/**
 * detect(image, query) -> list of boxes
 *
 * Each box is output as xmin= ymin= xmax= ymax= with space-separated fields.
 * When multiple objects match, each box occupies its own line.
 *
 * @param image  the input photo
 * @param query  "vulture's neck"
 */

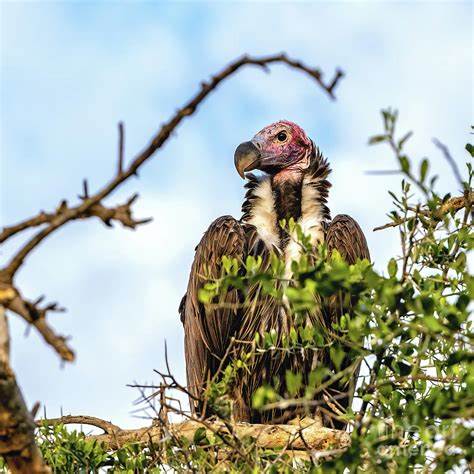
xmin=241 ymin=150 xmax=331 ymax=254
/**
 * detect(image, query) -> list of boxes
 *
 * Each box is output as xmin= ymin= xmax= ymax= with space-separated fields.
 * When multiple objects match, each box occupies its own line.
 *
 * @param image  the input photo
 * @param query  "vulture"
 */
xmin=180 ymin=121 xmax=370 ymax=428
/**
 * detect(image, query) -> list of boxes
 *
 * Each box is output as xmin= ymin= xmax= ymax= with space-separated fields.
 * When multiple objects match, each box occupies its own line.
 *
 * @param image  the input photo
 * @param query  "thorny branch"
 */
xmin=372 ymin=191 xmax=473 ymax=231
xmin=0 ymin=195 xmax=152 ymax=244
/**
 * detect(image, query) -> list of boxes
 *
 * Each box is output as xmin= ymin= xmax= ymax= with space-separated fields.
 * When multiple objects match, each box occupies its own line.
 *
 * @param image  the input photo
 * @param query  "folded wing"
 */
xmin=323 ymin=214 xmax=370 ymax=428
xmin=180 ymin=216 xmax=246 ymax=413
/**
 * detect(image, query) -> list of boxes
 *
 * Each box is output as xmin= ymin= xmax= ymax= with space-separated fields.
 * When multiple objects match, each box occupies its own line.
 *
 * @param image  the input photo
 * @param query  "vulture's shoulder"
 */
xmin=179 ymin=215 xmax=247 ymax=325
xmin=325 ymin=214 xmax=370 ymax=264
xmin=195 ymin=215 xmax=246 ymax=255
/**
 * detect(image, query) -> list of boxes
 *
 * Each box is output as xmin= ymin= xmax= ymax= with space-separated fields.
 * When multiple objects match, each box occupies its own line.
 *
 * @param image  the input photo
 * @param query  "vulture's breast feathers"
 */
xmin=241 ymin=151 xmax=331 ymax=274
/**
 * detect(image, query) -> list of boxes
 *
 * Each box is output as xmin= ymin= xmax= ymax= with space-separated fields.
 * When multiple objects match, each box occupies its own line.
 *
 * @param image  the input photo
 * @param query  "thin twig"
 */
xmin=432 ymin=138 xmax=463 ymax=187
xmin=118 ymin=122 xmax=125 ymax=175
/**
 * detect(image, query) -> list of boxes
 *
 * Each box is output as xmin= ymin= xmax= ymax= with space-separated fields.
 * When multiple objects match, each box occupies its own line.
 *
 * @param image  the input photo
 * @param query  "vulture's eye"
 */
xmin=277 ymin=131 xmax=287 ymax=142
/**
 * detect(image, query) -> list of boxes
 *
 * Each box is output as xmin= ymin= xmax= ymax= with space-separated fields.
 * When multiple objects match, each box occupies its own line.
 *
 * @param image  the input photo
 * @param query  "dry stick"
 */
xmin=0 ymin=212 xmax=57 ymax=244
xmin=81 ymin=179 xmax=89 ymax=199
xmin=432 ymin=138 xmax=464 ymax=187
xmin=134 ymin=352 xmax=258 ymax=465
xmin=131 ymin=356 xmax=250 ymax=462
xmin=2 ymin=285 xmax=74 ymax=361
xmin=118 ymin=121 xmax=125 ymax=175
xmin=96 ymin=419 xmax=351 ymax=452
xmin=0 ymin=198 xmax=151 ymax=246
xmin=133 ymin=383 xmax=200 ymax=472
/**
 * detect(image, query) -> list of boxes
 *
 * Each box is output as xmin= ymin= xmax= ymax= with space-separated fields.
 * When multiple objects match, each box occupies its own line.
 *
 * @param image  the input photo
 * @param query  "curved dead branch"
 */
xmin=1 ymin=53 xmax=342 ymax=280
xmin=38 ymin=415 xmax=121 ymax=435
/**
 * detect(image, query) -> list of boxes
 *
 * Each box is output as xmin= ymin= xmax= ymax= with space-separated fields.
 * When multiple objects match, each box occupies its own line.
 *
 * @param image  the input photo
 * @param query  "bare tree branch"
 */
xmin=0 ymin=53 xmax=342 ymax=362
xmin=1 ymin=53 xmax=342 ymax=279
xmin=0 ymin=197 xmax=151 ymax=246
xmin=38 ymin=415 xmax=121 ymax=435
xmin=0 ymin=283 xmax=73 ymax=362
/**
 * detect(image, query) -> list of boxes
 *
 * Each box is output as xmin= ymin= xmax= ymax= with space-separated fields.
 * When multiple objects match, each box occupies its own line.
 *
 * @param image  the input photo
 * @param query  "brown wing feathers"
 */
xmin=181 ymin=216 xmax=246 ymax=408
xmin=322 ymin=214 xmax=370 ymax=428
xmin=325 ymin=214 xmax=370 ymax=264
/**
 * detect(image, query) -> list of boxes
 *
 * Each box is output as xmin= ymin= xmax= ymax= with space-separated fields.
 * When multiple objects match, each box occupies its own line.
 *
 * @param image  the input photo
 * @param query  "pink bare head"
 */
xmin=234 ymin=120 xmax=314 ymax=179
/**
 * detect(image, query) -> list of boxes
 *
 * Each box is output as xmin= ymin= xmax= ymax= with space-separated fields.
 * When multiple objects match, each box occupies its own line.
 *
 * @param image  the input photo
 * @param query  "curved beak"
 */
xmin=234 ymin=141 xmax=261 ymax=179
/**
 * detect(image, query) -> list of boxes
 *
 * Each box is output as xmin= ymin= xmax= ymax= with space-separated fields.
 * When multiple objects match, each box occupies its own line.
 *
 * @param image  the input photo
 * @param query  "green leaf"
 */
xmin=423 ymin=316 xmax=444 ymax=332
xmin=285 ymin=370 xmax=302 ymax=397
xmin=466 ymin=143 xmax=474 ymax=157
xmin=388 ymin=258 xmax=398 ymax=278
xmin=252 ymin=386 xmax=278 ymax=409
xmin=289 ymin=327 xmax=298 ymax=346
xmin=222 ymin=255 xmax=232 ymax=274
xmin=399 ymin=155 xmax=410 ymax=173
xmin=329 ymin=345 xmax=346 ymax=371
xmin=368 ymin=134 xmax=388 ymax=145
xmin=193 ymin=427 xmax=208 ymax=445
xmin=420 ymin=158 xmax=429 ymax=182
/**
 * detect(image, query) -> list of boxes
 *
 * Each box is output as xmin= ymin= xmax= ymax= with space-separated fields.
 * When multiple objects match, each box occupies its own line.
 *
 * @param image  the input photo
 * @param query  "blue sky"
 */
xmin=1 ymin=1 xmax=472 ymax=428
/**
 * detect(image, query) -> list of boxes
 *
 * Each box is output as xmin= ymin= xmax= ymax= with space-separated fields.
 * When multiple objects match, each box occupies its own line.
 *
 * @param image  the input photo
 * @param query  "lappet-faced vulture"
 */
xmin=180 ymin=121 xmax=370 ymax=428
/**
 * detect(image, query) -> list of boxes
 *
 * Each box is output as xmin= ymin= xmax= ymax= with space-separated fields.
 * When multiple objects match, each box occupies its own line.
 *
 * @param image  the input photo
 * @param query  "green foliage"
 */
xmin=39 ymin=423 xmax=109 ymax=472
xmin=0 ymin=423 xmax=161 ymax=473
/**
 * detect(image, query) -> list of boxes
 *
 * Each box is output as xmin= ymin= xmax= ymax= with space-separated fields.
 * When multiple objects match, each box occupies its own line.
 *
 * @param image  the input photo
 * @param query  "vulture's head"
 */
xmin=234 ymin=120 xmax=314 ymax=181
